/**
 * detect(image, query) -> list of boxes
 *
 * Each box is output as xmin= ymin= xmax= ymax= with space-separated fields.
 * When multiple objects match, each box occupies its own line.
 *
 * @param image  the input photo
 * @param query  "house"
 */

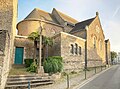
xmin=105 ymin=39 xmax=111 ymax=64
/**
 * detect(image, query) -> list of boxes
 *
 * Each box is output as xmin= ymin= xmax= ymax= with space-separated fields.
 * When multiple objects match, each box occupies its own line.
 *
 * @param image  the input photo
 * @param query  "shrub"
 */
xmin=71 ymin=71 xmax=77 ymax=74
xmin=24 ymin=59 xmax=34 ymax=67
xmin=62 ymin=72 xmax=67 ymax=76
xmin=27 ymin=62 xmax=37 ymax=72
xmin=43 ymin=56 xmax=63 ymax=75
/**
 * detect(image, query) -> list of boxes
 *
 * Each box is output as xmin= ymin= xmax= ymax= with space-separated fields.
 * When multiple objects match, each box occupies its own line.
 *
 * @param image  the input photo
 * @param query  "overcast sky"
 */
xmin=18 ymin=0 xmax=120 ymax=52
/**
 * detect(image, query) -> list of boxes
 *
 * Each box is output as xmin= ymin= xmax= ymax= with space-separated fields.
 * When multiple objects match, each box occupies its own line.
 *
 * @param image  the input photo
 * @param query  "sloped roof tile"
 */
xmin=54 ymin=9 xmax=78 ymax=24
xmin=24 ymin=8 xmax=58 ymax=23
xmin=70 ymin=17 xmax=95 ymax=33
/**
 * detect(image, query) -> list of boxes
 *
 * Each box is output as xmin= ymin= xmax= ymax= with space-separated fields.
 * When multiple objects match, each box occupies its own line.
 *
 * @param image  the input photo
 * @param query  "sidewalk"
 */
xmin=32 ymin=66 xmax=109 ymax=89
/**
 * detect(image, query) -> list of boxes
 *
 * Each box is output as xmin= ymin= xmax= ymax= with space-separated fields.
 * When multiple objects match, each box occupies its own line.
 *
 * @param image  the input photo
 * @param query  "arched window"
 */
xmin=93 ymin=36 xmax=96 ymax=48
xmin=99 ymin=40 xmax=102 ymax=50
xmin=70 ymin=44 xmax=74 ymax=54
xmin=75 ymin=43 xmax=78 ymax=54
xmin=79 ymin=46 xmax=82 ymax=55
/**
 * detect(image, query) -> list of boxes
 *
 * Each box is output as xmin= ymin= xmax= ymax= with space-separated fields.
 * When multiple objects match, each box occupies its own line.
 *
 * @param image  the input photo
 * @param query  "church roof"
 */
xmin=24 ymin=8 xmax=58 ymax=23
xmin=24 ymin=8 xmax=78 ymax=25
xmin=105 ymin=39 xmax=109 ymax=43
xmin=54 ymin=8 xmax=78 ymax=24
xmin=70 ymin=17 xmax=95 ymax=33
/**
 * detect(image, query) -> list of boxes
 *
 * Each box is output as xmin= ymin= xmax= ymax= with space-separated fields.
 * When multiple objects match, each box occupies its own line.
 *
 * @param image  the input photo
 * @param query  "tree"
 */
xmin=28 ymin=31 xmax=40 ymax=61
xmin=111 ymin=51 xmax=117 ymax=64
xmin=42 ymin=36 xmax=53 ymax=60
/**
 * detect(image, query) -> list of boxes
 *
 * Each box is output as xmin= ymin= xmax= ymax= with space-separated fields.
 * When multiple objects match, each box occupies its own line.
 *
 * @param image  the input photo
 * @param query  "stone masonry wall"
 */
xmin=17 ymin=21 xmax=63 ymax=37
xmin=60 ymin=32 xmax=85 ymax=72
xmin=14 ymin=36 xmax=34 ymax=64
xmin=87 ymin=16 xmax=106 ymax=67
xmin=71 ymin=30 xmax=87 ymax=39
xmin=0 ymin=0 xmax=18 ymax=88
xmin=105 ymin=40 xmax=111 ymax=64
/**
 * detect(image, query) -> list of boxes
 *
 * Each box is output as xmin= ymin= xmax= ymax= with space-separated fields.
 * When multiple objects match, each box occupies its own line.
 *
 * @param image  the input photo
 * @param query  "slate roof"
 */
xmin=24 ymin=8 xmax=78 ymax=25
xmin=24 ymin=8 xmax=59 ymax=23
xmin=70 ymin=17 xmax=95 ymax=33
xmin=105 ymin=39 xmax=109 ymax=43
xmin=54 ymin=8 xmax=78 ymax=24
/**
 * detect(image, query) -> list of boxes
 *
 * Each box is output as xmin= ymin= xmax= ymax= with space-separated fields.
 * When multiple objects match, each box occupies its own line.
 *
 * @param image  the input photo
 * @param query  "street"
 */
xmin=79 ymin=65 xmax=120 ymax=89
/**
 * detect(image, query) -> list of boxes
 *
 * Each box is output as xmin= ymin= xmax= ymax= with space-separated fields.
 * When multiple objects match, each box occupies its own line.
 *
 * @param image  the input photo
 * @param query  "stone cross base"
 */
xmin=37 ymin=66 xmax=45 ymax=76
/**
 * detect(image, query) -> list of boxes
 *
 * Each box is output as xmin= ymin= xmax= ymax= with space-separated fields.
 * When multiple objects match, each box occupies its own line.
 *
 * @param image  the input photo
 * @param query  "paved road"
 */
xmin=79 ymin=65 xmax=120 ymax=89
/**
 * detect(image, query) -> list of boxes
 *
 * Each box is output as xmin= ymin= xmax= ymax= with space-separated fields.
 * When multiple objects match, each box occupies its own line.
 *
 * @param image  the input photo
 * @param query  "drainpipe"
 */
xmin=85 ymin=40 xmax=87 ymax=69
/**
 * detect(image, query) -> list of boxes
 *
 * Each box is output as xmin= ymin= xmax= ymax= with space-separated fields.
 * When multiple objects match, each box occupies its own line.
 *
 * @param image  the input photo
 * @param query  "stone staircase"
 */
xmin=5 ymin=75 xmax=54 ymax=89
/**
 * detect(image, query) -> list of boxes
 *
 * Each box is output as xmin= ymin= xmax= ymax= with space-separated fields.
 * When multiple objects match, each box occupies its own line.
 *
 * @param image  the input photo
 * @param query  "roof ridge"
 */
xmin=76 ymin=17 xmax=95 ymax=25
xmin=54 ymin=8 xmax=78 ymax=22
xmin=34 ymin=8 xmax=51 ymax=14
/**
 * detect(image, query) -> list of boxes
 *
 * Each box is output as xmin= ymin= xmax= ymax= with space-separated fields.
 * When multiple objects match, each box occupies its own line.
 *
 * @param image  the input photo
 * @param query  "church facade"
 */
xmin=15 ymin=8 xmax=111 ymax=72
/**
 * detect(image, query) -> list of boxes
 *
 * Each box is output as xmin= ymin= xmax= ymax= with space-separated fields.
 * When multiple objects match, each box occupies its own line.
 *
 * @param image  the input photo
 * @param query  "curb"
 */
xmin=72 ymin=65 xmax=114 ymax=89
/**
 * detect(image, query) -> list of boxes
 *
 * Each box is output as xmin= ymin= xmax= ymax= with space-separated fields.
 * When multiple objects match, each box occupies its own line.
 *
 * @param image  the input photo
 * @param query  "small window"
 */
xmin=75 ymin=43 xmax=78 ymax=54
xmin=79 ymin=46 xmax=82 ymax=55
xmin=99 ymin=40 xmax=102 ymax=50
xmin=70 ymin=44 xmax=74 ymax=54
xmin=93 ymin=36 xmax=96 ymax=48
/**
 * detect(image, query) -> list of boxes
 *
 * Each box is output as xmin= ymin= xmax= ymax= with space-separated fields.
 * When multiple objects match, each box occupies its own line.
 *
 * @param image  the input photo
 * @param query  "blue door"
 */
xmin=14 ymin=47 xmax=24 ymax=64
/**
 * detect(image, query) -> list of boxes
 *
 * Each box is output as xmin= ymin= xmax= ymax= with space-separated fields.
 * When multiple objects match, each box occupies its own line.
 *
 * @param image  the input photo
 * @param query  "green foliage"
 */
xmin=27 ymin=62 xmax=37 ymax=72
xmin=70 ymin=71 xmax=77 ymax=74
xmin=43 ymin=56 xmax=63 ymax=75
xmin=42 ymin=36 xmax=53 ymax=47
xmin=111 ymin=51 xmax=117 ymax=61
xmin=62 ymin=72 xmax=67 ymax=76
xmin=28 ymin=31 xmax=40 ymax=42
xmin=24 ymin=59 xmax=34 ymax=67
xmin=28 ymin=31 xmax=40 ymax=60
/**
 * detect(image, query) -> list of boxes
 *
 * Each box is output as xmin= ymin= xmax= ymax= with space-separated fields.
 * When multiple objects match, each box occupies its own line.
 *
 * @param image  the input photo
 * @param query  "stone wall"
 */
xmin=49 ymin=34 xmax=61 ymax=57
xmin=105 ymin=40 xmax=111 ymax=64
xmin=14 ymin=36 xmax=34 ymax=64
xmin=0 ymin=0 xmax=18 ymax=88
xmin=52 ymin=9 xmax=65 ymax=25
xmin=0 ymin=31 xmax=6 ymax=54
xmin=71 ymin=30 xmax=87 ymax=39
xmin=17 ymin=20 xmax=63 ymax=37
xmin=87 ymin=16 xmax=106 ymax=67
xmin=53 ymin=32 xmax=85 ymax=72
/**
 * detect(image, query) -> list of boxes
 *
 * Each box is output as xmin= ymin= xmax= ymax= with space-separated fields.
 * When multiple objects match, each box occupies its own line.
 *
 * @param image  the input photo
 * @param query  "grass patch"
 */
xmin=9 ymin=67 xmax=34 ymax=75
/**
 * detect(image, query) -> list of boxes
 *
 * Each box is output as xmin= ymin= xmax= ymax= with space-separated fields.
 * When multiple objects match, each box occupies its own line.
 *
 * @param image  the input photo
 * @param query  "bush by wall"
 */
xmin=24 ymin=58 xmax=34 ymax=67
xmin=27 ymin=62 xmax=37 ymax=72
xmin=43 ymin=56 xmax=63 ymax=75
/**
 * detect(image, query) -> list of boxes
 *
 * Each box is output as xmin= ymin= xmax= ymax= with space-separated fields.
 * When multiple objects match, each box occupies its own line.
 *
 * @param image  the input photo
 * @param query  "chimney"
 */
xmin=96 ymin=12 xmax=99 ymax=16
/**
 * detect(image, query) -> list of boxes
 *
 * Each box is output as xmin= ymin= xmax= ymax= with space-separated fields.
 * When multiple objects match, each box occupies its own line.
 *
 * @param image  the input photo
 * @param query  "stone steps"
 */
xmin=12 ymin=64 xmax=26 ymax=68
xmin=5 ymin=75 xmax=54 ymax=89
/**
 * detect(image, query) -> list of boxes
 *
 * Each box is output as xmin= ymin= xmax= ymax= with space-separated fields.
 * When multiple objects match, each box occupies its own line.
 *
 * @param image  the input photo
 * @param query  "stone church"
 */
xmin=16 ymin=8 xmax=111 ymax=71
xmin=0 ymin=0 xmax=111 ymax=88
